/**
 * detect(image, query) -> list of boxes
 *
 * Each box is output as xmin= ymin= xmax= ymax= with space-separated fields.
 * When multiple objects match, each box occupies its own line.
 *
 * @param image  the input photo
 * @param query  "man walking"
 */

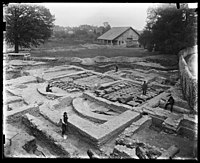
xmin=142 ymin=81 xmax=148 ymax=95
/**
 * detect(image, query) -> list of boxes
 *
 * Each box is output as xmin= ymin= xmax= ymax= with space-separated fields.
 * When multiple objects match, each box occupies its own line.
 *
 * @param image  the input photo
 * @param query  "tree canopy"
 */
xmin=52 ymin=22 xmax=111 ymax=43
xmin=5 ymin=4 xmax=55 ymax=53
xmin=138 ymin=4 xmax=197 ymax=55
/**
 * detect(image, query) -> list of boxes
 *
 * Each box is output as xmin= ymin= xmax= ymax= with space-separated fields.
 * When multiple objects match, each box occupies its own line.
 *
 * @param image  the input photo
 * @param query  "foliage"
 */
xmin=5 ymin=3 xmax=55 ymax=53
xmin=138 ymin=30 xmax=153 ymax=50
xmin=52 ymin=22 xmax=111 ymax=43
xmin=139 ymin=4 xmax=197 ymax=55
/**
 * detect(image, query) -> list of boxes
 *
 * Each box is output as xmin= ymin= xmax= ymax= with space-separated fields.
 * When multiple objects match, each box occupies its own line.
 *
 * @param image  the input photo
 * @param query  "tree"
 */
xmin=142 ymin=4 xmax=197 ymax=54
xmin=102 ymin=22 xmax=111 ymax=34
xmin=5 ymin=4 xmax=55 ymax=53
xmin=138 ymin=29 xmax=153 ymax=50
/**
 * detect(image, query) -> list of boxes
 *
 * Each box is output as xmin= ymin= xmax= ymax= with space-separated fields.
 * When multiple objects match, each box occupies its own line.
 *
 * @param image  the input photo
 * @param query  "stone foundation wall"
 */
xmin=22 ymin=114 xmax=78 ymax=157
xmin=83 ymin=92 xmax=131 ymax=113
xmin=178 ymin=46 xmax=197 ymax=112
xmin=6 ymin=104 xmax=38 ymax=123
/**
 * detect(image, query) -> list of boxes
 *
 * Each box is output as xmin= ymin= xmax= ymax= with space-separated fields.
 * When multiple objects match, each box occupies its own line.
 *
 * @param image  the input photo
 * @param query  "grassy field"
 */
xmin=31 ymin=48 xmax=161 ymax=58
xmin=30 ymin=39 xmax=161 ymax=58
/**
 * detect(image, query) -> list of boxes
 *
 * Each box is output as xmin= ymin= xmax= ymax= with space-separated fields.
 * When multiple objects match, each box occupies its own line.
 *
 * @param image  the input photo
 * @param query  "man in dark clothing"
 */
xmin=165 ymin=95 xmax=175 ymax=112
xmin=46 ymin=83 xmax=52 ymax=92
xmin=63 ymin=112 xmax=68 ymax=124
xmin=61 ymin=121 xmax=67 ymax=137
xmin=62 ymin=112 xmax=68 ymax=138
xmin=142 ymin=81 xmax=148 ymax=95
xmin=115 ymin=65 xmax=118 ymax=72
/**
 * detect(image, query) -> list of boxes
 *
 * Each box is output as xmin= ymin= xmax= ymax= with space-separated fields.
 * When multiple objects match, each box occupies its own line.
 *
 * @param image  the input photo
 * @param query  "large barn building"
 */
xmin=97 ymin=27 xmax=140 ymax=47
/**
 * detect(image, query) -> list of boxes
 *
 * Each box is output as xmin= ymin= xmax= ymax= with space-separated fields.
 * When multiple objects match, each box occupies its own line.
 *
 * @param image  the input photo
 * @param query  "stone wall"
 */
xmin=6 ymin=104 xmax=39 ymax=123
xmin=178 ymin=46 xmax=197 ymax=112
xmin=83 ymin=92 xmax=130 ymax=114
xmin=22 ymin=113 xmax=79 ymax=157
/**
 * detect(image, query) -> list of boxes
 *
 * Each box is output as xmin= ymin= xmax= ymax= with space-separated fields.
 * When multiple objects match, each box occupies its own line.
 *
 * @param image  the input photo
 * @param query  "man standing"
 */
xmin=142 ymin=81 xmax=148 ymax=95
xmin=115 ymin=65 xmax=118 ymax=72
xmin=63 ymin=112 xmax=68 ymax=124
xmin=165 ymin=95 xmax=175 ymax=112
xmin=62 ymin=112 xmax=68 ymax=139
xmin=61 ymin=121 xmax=67 ymax=139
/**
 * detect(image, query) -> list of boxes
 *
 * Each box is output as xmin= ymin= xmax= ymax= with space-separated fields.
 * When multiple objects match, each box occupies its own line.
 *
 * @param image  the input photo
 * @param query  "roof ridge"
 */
xmin=97 ymin=26 xmax=139 ymax=40
xmin=112 ymin=26 xmax=131 ymax=28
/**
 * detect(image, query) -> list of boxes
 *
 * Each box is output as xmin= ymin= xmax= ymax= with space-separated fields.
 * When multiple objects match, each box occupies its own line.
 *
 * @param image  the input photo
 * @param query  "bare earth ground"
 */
xmin=4 ymin=42 xmax=196 ymax=159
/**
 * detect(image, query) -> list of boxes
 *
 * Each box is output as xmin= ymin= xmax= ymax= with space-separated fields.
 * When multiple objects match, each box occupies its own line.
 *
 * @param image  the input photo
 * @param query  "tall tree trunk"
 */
xmin=14 ymin=8 xmax=19 ymax=53
xmin=14 ymin=36 xmax=19 ymax=53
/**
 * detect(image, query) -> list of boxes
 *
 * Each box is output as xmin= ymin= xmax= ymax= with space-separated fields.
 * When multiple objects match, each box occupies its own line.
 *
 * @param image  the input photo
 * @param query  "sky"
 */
xmin=33 ymin=3 xmax=156 ymax=30
xmin=8 ymin=3 xmax=197 ymax=31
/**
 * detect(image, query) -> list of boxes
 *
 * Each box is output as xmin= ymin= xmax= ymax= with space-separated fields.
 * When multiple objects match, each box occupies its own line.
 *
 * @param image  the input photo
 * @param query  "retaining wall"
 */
xmin=22 ymin=113 xmax=78 ymax=157
xmin=6 ymin=104 xmax=39 ymax=123
xmin=68 ymin=110 xmax=140 ymax=147
xmin=83 ymin=92 xmax=131 ymax=113
xmin=178 ymin=46 xmax=197 ymax=112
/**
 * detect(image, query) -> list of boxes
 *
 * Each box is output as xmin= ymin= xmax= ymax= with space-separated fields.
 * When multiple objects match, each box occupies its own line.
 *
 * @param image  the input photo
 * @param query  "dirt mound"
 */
xmin=70 ymin=57 xmax=82 ymax=63
xmin=80 ymin=58 xmax=96 ymax=65
xmin=93 ymin=56 xmax=110 ymax=63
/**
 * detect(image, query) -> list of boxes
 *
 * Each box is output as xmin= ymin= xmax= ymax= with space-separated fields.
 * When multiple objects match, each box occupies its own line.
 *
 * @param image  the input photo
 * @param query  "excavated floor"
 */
xmin=131 ymin=125 xmax=196 ymax=158
xmin=3 ymin=59 xmax=197 ymax=159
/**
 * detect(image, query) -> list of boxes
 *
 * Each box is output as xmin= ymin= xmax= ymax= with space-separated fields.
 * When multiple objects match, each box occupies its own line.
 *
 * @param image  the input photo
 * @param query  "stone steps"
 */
xmin=162 ymin=114 xmax=183 ymax=132
xmin=22 ymin=113 xmax=79 ymax=158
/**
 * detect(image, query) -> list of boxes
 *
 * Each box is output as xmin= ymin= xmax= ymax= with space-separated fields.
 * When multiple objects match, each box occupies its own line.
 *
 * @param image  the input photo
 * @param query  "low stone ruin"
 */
xmin=3 ymin=60 xmax=197 ymax=159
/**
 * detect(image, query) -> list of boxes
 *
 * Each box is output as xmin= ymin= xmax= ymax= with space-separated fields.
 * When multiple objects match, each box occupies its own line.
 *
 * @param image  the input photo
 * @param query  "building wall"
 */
xmin=115 ymin=28 xmax=139 ymax=46
xmin=178 ymin=46 xmax=197 ymax=112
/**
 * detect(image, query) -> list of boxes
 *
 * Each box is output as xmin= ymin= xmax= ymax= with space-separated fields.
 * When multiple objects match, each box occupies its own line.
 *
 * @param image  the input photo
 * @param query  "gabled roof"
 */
xmin=97 ymin=27 xmax=140 ymax=40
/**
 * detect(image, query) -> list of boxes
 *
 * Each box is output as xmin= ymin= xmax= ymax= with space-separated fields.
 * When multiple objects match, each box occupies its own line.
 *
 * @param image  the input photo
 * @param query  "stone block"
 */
xmin=119 ymin=116 xmax=152 ymax=138
xmin=158 ymin=145 xmax=180 ymax=159
xmin=131 ymin=115 xmax=152 ymax=130
xmin=162 ymin=114 xmax=183 ymax=132
xmin=177 ymin=127 xmax=197 ymax=140
xmin=6 ymin=76 xmax=37 ymax=86
xmin=6 ymin=104 xmax=38 ymax=123
xmin=113 ymin=145 xmax=139 ymax=159
xmin=22 ymin=136 xmax=37 ymax=153
xmin=151 ymin=115 xmax=165 ymax=127
xmin=135 ymin=146 xmax=148 ymax=159
xmin=5 ymin=96 xmax=23 ymax=104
